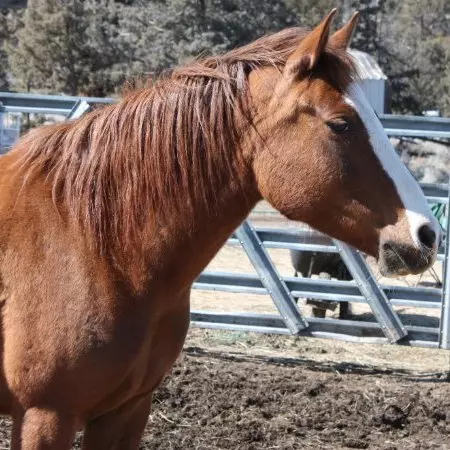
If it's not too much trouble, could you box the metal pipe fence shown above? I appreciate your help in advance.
[191,197,449,347]
[192,184,448,348]
[1,91,450,138]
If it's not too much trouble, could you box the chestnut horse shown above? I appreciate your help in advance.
[0,10,440,449]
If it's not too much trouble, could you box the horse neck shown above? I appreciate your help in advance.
[136,167,261,297]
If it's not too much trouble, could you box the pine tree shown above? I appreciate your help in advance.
[118,0,298,79]
[0,8,22,90]
[6,0,124,96]
[3,0,449,115]
[377,0,450,114]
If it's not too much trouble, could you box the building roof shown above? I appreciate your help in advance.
[348,49,387,81]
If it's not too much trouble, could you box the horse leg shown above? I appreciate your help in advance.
[11,407,75,450]
[82,393,152,450]
[292,270,299,304]
[339,301,350,319]
[83,290,189,450]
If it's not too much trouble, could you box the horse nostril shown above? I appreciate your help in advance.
[417,224,436,249]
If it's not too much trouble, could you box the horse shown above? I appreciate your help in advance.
[289,249,352,318]
[0,9,441,449]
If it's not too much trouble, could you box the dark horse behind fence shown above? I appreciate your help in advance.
[290,249,353,318]
[0,10,441,449]
[289,203,446,318]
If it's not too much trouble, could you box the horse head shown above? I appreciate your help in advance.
[248,10,440,276]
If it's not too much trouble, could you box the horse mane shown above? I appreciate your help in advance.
[15,27,357,254]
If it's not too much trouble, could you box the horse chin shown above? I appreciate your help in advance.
[378,262,411,279]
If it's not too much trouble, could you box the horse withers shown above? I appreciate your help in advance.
[0,9,440,449]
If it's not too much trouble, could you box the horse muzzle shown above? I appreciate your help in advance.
[378,224,439,277]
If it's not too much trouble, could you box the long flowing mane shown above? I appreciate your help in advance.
[15,27,356,254]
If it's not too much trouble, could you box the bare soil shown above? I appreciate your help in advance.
[143,341,450,450]
[0,330,448,449]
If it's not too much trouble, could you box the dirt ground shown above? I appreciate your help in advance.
[108,330,450,449]
[145,334,449,450]
[143,346,449,449]
[0,330,448,449]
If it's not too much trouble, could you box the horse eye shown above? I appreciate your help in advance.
[326,120,349,134]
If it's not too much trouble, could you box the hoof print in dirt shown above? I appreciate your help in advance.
[344,438,369,449]
[381,404,409,429]
[306,382,326,397]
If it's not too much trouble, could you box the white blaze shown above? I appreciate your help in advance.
[344,81,440,249]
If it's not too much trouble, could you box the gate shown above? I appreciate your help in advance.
[192,190,448,348]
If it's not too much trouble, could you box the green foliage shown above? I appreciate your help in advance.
[0,8,22,90]
[376,0,450,114]
[118,0,297,77]
[6,0,126,95]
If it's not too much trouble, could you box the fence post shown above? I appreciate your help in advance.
[235,221,308,333]
[334,241,407,343]
[67,100,92,120]
[439,186,450,349]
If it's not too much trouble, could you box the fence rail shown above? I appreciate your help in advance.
[1,91,449,349]
[194,182,449,349]
[1,91,450,139]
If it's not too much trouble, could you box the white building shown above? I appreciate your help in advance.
[349,49,388,114]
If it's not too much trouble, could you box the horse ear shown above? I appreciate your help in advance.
[285,9,337,79]
[329,11,359,50]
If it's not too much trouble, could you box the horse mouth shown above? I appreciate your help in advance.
[378,241,436,277]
